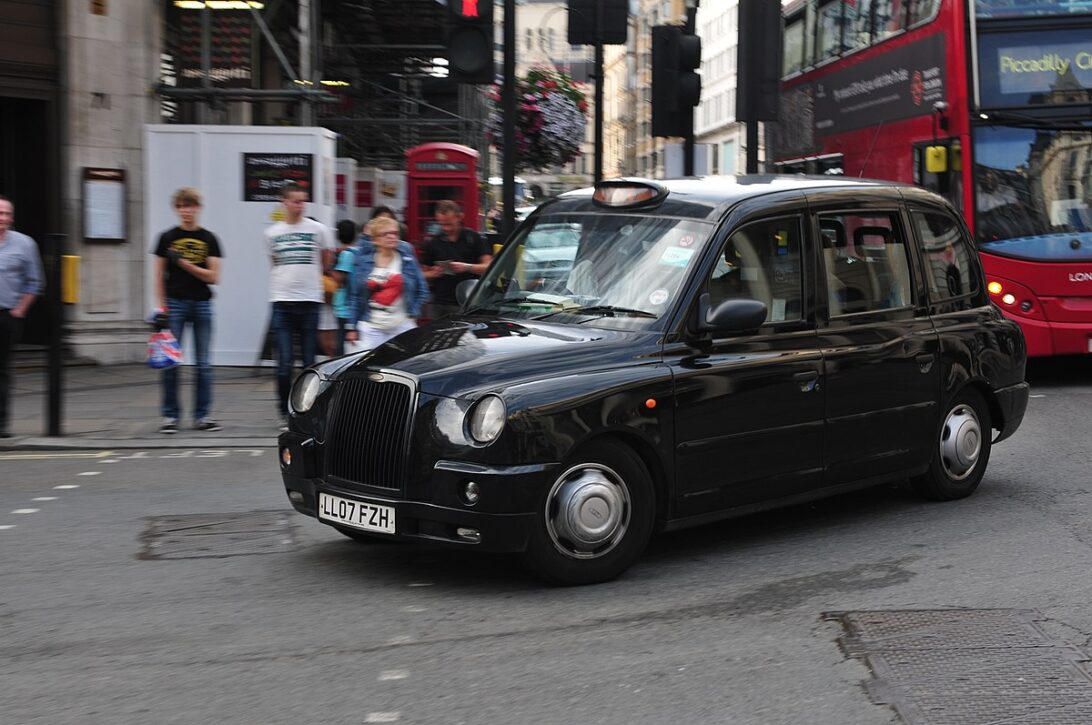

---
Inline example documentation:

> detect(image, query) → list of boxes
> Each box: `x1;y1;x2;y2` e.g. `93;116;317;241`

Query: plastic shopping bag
146;330;183;369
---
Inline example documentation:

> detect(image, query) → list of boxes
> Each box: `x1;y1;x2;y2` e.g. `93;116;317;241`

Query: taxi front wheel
522;439;655;586
911;389;992;501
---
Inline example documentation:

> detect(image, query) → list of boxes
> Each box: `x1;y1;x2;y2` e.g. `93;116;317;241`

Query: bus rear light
987;281;1003;295
1001;293;1016;305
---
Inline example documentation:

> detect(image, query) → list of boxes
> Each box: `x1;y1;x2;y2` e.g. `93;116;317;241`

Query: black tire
521;439;656;586
911;388;992;501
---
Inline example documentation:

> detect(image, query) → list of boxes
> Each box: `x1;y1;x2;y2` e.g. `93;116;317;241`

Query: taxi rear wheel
522;439;655;586
911;389;992;501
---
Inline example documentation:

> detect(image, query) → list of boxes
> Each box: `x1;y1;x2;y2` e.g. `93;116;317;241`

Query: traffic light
651;24;702;138
446;0;495;84
736;0;782;121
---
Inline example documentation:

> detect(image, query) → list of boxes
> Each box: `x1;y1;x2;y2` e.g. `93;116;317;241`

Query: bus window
908;0;938;26
784;16;806;76
845;0;874;51
873;0;905;41
817;0;844;61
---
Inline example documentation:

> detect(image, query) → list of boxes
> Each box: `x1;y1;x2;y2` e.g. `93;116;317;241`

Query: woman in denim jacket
345;216;429;350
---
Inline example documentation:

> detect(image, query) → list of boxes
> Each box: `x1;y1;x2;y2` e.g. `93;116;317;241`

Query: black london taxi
278;176;1028;585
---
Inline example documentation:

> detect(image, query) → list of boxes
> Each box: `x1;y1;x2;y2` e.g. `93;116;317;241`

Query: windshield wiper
560;305;658;319
466;296;566;314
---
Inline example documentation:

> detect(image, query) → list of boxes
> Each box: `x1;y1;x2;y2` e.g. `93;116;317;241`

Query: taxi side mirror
456;279;478;306
697;293;767;333
925;146;948;174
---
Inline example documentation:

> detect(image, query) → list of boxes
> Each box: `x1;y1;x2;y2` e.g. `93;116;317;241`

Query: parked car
279;176;1029;585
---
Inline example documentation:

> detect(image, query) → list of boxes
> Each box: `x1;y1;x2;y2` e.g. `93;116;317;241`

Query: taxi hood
346;316;660;398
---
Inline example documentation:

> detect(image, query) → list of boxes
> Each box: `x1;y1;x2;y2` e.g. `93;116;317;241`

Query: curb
0;437;277;451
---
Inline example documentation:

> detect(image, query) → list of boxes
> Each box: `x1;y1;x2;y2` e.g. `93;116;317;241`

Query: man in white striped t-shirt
265;183;333;420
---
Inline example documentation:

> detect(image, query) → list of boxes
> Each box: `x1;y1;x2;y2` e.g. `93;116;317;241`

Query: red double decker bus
772;0;1092;357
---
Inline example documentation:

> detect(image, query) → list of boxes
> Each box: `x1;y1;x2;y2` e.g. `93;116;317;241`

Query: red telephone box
405;143;480;245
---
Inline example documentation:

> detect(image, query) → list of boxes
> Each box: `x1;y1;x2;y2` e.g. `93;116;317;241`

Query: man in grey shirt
0;195;44;437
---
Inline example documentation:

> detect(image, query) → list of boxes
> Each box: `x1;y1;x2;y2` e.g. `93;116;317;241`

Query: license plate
317;493;395;535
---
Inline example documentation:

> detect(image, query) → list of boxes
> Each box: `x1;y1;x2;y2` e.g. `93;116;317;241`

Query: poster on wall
242;153;313;202
82;167;126;242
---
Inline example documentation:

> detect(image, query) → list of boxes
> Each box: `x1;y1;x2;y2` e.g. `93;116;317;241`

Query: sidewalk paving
2;363;282;450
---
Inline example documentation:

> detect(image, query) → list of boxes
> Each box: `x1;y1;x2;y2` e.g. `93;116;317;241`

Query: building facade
695;0;745;176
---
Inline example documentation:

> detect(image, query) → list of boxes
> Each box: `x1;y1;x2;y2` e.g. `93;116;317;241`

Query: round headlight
289;371;322;414
467;395;506;444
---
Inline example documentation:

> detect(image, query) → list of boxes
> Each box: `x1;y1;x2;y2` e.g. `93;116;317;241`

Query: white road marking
386;635;413;645
364;713;401;723
401;605;427;613
407;582;433;587
12;509;39;514
1030;394;1046;398
32;497;58;502
77;471;102;477
0;525;14;530
54;485;80;490
0;450;115;461
100;459;120;464
379;669;409;681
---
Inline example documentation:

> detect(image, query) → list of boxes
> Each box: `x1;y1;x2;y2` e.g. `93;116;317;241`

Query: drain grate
828;609;1092;725
139;511;296;559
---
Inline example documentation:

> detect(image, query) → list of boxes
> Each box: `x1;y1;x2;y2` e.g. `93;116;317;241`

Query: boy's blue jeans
161;298;213;421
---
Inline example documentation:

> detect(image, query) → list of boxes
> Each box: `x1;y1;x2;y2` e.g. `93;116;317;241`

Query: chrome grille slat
326;377;413;491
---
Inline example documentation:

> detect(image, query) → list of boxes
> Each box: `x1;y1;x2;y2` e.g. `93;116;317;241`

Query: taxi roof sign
592;179;668;208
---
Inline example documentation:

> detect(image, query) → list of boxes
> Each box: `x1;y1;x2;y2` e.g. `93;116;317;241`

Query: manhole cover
139;511;296;559
827;609;1092;725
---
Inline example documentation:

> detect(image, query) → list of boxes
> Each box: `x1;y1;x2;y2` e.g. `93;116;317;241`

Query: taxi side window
911;209;977;302
707;216;803;322
820;211;913;316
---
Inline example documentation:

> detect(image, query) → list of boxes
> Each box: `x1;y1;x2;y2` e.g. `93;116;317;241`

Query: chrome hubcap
940;403;982;481
545;463;630;560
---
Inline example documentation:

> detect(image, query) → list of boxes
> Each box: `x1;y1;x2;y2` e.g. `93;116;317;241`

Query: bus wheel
522;439;655;586
912;389;992;501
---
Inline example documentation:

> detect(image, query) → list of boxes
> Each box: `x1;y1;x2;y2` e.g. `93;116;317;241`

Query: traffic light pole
593;0;604;183
502;0;516;237
683;5;697;177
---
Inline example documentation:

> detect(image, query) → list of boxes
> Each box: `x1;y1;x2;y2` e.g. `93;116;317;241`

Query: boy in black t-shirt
152;187;223;434
420;199;492;319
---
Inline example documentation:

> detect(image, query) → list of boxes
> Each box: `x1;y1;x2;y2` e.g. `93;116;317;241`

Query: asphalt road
1;357;1091;725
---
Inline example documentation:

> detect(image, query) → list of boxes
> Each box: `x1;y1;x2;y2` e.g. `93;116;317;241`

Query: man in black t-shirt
152;187;223;434
419;199;492;319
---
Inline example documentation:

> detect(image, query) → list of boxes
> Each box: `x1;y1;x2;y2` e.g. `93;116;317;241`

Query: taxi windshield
466;212;715;328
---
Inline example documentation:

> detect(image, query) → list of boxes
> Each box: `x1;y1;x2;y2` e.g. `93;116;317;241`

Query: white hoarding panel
144;125;337;366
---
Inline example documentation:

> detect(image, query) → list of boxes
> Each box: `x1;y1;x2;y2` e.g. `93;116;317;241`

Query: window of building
723;140;737;175
819;211;913;315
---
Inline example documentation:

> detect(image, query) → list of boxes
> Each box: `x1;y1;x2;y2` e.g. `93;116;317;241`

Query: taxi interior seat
853;225;909;309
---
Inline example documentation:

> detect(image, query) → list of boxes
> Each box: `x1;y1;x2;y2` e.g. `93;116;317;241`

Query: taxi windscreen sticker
659;247;695;267
649;289;670;305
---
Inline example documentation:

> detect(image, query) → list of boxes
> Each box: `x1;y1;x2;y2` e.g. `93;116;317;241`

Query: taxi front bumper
278;432;552;552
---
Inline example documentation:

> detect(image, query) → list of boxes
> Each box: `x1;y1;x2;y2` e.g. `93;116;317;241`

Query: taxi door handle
793;370;820;392
916;353;935;373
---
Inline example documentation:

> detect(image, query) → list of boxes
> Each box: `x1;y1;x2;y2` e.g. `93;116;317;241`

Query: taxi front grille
325;377;413;491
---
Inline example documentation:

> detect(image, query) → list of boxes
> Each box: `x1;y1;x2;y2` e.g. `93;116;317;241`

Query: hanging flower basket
486;67;589;173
